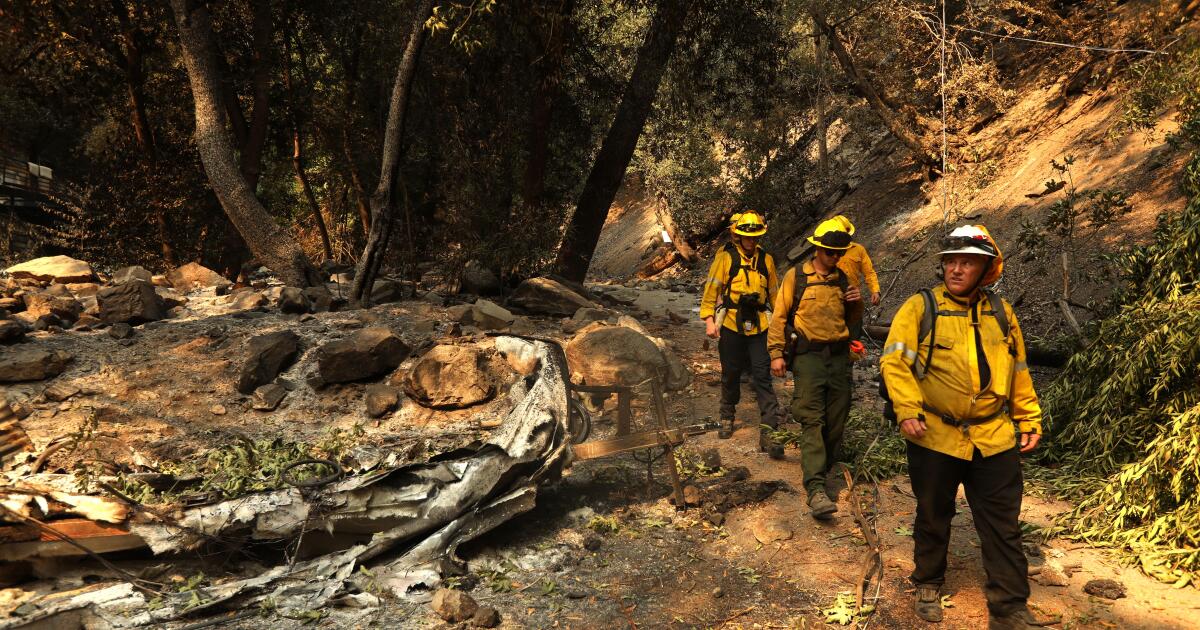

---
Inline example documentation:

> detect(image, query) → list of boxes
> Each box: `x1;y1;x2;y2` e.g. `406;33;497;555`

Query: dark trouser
906;441;1029;617
789;349;850;497
718;328;781;429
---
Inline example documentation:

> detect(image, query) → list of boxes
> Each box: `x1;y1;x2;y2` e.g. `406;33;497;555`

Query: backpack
879;288;1011;422
721;242;769;305
781;266;850;365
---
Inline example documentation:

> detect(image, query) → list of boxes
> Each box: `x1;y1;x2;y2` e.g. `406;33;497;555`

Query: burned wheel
567;396;592;444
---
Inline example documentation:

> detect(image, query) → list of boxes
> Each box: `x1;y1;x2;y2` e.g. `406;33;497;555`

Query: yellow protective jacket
879;284;1043;461
699;243;779;335
838;243;880;294
766;261;851;359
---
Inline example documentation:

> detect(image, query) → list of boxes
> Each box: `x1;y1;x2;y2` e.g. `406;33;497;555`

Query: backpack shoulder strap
721;242;740;302
915;288;937;380
983;289;1011;338
835;268;849;292
786;267;808;327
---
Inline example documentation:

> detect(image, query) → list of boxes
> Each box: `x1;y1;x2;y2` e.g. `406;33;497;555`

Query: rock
112;266;153;285
1083;579;1126;600
277;287;312;314
210;404;226;415
252;383;288;411
167;262;232;293
0;297;22;312
565;325;673;388
700;448;722;470
365;384;400;418
683;485;703;506
420;290;444;306
471;299;515;331
228;290;267;311
508;277;595;316
615;315;647;335
150;274;170;287
370;280;403;304
97;280;165;324
461;262;502;296
431;588;478;623
495;336;539;375
44;383;80;402
471;606;501;628
0;320;26;344
71;313;102;330
317;327;410;384
302;286;333;312
712;587;724;598
751;519;793;544
448;304;473;324
5;256;94;284
508;316;536;335
65;282;100;297
238;331;302;394
403;345;494;409
22;292;82;324
563;307;616;334
582;535;602;551
1039;560;1070;587
31;314;65;331
108;323;134;340
154;287;188;309
0;347;72;382
649;336;691;391
409;319;437;334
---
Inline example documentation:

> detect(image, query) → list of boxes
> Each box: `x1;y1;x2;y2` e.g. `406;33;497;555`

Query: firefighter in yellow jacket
832;215;881;306
768;219;863;519
699;211;785;459
880;225;1046;630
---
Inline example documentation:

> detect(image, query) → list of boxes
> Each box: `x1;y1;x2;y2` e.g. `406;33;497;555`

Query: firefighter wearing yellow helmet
767;218;864;519
699;210;785;459
880;225;1047;629
831;215;881;307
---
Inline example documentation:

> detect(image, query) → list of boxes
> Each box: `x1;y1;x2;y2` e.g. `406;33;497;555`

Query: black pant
906;441;1029;617
718;328;781;428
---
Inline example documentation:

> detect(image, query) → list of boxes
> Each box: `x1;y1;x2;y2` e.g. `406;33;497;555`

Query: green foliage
767;408;906;482
1112;40;1200;139
1039;125;1200;584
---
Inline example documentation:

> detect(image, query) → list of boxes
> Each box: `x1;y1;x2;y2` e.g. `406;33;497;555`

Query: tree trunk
553;0;691;283
283;36;333;261
814;22;829;179
813;10;939;173
349;0;435;307
169;0;320;287
342;130;373;235
239;0;273;191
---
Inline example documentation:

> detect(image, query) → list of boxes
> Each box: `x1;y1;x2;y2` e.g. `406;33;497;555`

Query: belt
798;339;849;358
922;403;1006;428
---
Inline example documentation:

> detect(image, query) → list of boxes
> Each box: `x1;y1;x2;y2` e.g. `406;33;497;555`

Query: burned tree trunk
284;35;333;261
169;0;320;287
349;0;435;307
553;0;691;283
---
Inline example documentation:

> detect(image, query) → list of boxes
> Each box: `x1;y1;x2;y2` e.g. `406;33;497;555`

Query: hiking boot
808;491;837;520
988;608;1056;629
718;418;734;439
914;584;943;622
759;427;785;459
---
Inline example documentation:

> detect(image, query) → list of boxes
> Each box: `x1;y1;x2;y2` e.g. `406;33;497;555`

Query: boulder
97;280;165;324
112;266;153;285
65;282;100;297
565;325;672;388
0;347;72;382
509;316;537;335
167;262;232;293
370;280;403;304
461;262;502;296
317;327;410;384
649;336;691;391
0;298;22;312
237;331;302;394
563;306;615;334
5;256;94;284
508;277;594;316
22;292;82;324
1083;579;1126;600
302;286;333;312
252;383;288;411
277;287;312;314
431;588;478;623
402;344;494;409
228;290;268;311
72;313;102;330
471;299;515;331
0;320;26;343
364;384;400;418
471;606;501;628
108;323;134;339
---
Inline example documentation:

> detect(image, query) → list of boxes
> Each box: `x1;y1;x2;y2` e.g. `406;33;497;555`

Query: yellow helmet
832;215;856;236
807;218;853;250
730;211;767;237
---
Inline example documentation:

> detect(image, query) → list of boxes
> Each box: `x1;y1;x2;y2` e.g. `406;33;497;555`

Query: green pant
790;350;851;498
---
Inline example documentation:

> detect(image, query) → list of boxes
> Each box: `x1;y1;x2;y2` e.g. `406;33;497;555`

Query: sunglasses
818;248;845;258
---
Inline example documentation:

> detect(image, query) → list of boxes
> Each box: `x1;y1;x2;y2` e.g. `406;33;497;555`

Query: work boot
808;491;837;520
914;584;943;622
759;427;784;459
718;417;734;439
988;608;1056;629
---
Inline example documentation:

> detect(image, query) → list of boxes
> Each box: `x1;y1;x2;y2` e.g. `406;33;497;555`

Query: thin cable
940;0;948;223
952;24;1166;55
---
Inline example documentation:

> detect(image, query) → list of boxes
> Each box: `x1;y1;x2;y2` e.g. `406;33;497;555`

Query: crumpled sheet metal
1;337;574;627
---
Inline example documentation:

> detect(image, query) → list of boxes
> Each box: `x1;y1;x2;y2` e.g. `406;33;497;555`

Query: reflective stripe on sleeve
1015;361;1028;372
883;342;918;363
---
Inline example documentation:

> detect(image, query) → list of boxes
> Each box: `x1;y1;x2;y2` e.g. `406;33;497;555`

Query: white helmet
939;225;998;258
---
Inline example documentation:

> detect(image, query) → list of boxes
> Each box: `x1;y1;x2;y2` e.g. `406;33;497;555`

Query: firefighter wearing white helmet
880;224;1047;629
699;210;785;459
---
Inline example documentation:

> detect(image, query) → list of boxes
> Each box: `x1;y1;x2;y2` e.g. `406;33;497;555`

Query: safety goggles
942;235;997;256
736;222;765;233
